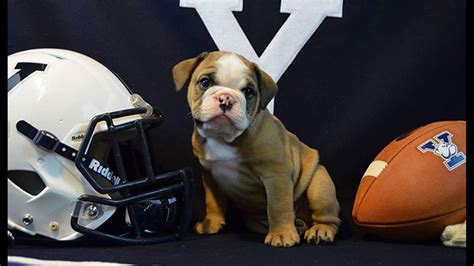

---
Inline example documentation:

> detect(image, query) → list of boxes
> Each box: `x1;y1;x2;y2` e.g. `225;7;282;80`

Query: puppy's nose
217;94;234;112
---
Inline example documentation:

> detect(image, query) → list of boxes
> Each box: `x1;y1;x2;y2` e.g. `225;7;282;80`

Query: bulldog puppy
172;51;341;247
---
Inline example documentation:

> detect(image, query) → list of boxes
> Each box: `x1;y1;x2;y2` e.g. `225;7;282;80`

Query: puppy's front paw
194;217;225;234
304;223;337;244
264;226;300;247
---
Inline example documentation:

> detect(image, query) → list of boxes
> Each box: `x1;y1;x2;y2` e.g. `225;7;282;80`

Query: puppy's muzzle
217;93;235;113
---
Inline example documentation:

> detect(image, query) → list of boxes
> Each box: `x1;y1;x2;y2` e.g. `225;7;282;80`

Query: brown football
352;121;466;241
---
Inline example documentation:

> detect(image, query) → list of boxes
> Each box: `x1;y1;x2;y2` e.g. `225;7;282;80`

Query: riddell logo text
88;159;122;185
72;134;85;141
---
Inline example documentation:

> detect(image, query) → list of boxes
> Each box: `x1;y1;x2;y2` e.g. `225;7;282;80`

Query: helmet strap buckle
33;129;60;152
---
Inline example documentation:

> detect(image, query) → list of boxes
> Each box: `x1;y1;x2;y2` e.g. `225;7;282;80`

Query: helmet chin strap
15;120;124;185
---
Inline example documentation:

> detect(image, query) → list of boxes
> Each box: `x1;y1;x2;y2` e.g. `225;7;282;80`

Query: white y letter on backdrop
180;0;343;113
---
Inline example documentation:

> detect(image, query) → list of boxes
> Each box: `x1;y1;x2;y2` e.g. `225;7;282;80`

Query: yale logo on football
417;131;466;171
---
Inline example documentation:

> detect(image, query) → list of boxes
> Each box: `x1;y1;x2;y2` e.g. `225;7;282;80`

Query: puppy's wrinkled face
173;51;277;142
189;53;259;142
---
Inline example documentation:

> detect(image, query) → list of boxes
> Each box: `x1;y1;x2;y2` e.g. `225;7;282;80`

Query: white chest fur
200;137;266;211
203;138;238;161
202;138;241;186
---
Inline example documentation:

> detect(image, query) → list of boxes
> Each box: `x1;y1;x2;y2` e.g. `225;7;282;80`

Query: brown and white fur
172;51;341;247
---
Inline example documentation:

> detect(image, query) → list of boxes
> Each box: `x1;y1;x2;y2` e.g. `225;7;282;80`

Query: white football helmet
8;49;193;244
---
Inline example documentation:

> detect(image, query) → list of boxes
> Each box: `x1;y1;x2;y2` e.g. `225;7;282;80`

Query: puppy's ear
172;52;208;91
254;64;278;109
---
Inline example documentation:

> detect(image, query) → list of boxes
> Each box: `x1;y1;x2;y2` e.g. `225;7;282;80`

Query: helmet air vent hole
8;170;46;196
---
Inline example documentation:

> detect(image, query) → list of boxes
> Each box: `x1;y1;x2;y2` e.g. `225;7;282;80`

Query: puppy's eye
241;87;255;99
198;77;212;89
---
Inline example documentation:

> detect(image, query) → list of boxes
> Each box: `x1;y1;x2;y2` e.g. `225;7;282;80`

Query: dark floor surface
8;231;466;265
